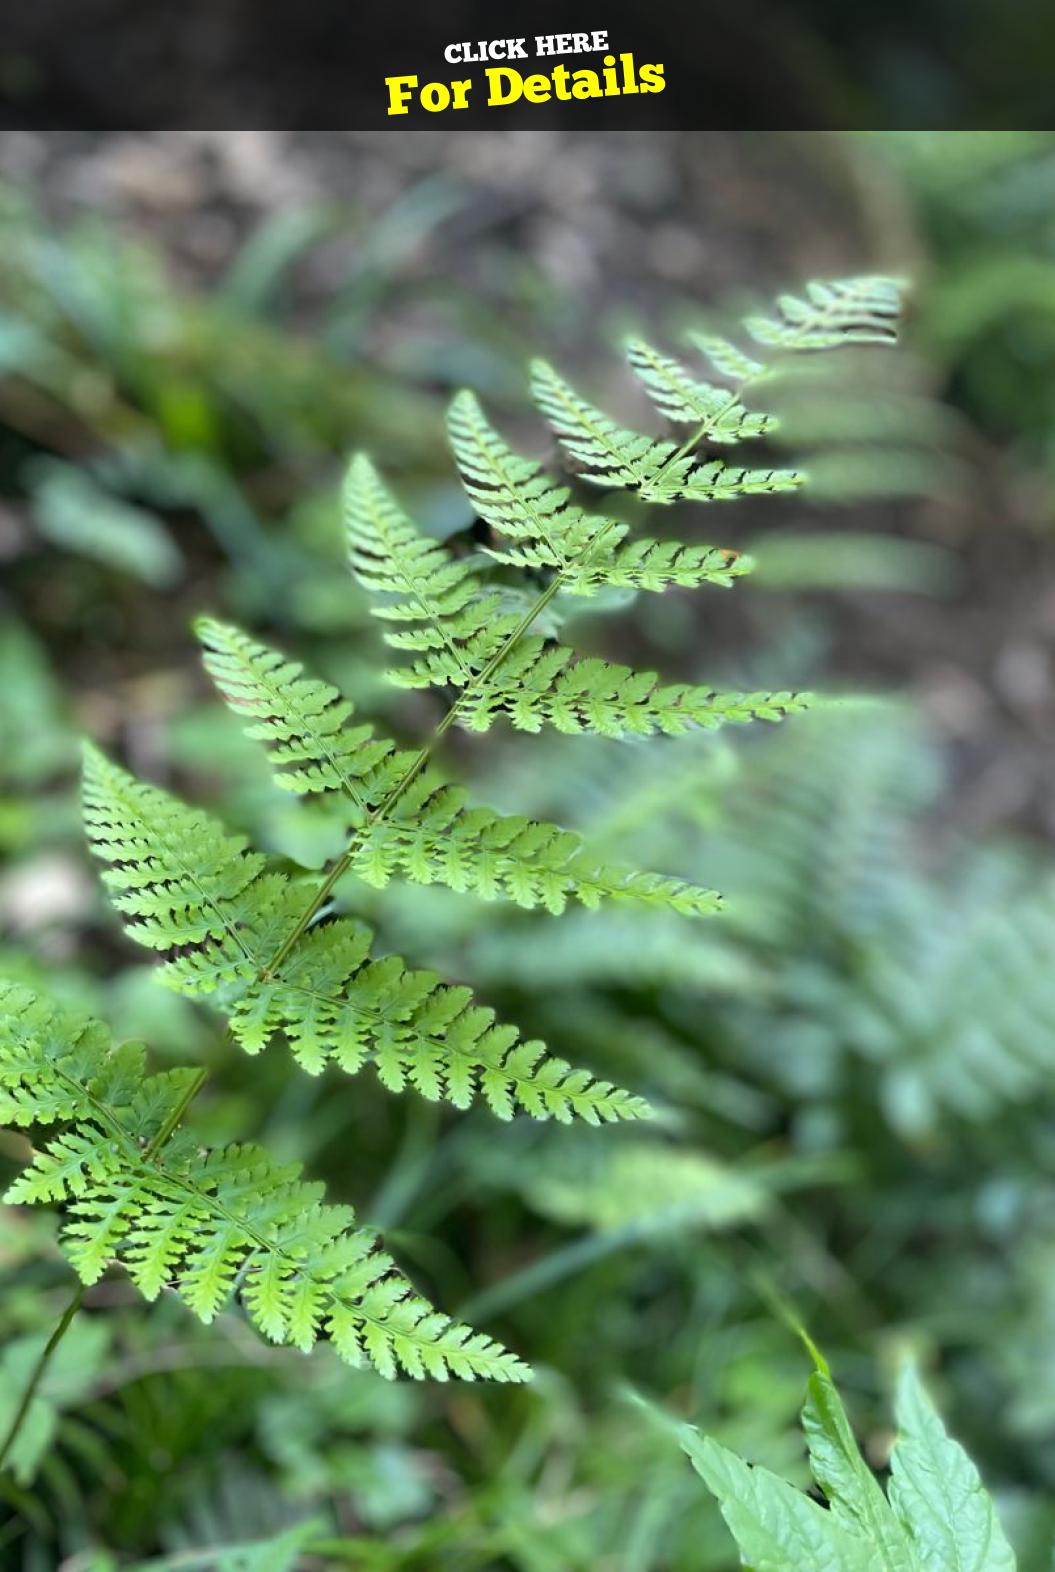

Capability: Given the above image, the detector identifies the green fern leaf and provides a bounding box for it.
[344,452,513,688]
[689,333,768,384]
[531,359,803,504]
[82,748,649,1122]
[626,338,777,439]
[448,389,753,594]
[587,536,754,592]
[0,981,530,1382]
[195,616,408,814]
[455,652,812,739]
[744,276,904,351]
[342,483,807,735]
[448,387,617,573]
[196,618,722,918]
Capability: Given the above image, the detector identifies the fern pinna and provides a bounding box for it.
[0,982,523,1381]
[2,276,903,1393]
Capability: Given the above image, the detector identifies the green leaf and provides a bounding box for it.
[744,276,905,351]
[889,1366,1016,1572]
[626,337,777,439]
[682,1428,875,1572]
[803,1365,919,1572]
[532,359,802,505]
[682,1355,1015,1572]
[196,620,722,919]
[1,980,533,1384]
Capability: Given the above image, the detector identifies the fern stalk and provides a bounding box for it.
[0,1281,86,1473]
[0,1050,209,1474]
[142,1066,208,1157]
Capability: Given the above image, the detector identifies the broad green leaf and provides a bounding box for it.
[682,1427,875,1572]
[803,1364,920,1572]
[889,1365,1016,1572]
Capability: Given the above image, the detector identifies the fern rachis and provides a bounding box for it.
[345,454,807,737]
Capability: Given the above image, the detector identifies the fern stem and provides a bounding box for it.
[0,1281,85,1474]
[639,415,711,500]
[144,1067,208,1157]
[0,1065,208,1475]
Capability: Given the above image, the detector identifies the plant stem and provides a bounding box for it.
[143,1068,208,1159]
[456,1224,650,1323]
[0,1067,207,1476]
[0,1281,85,1474]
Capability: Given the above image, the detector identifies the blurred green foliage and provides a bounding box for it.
[2,133,1055,1568]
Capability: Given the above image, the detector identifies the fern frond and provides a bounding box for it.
[231,919,649,1121]
[0,980,529,1381]
[702,708,1055,1135]
[196,619,721,917]
[344,452,514,689]
[346,458,801,736]
[195,616,410,814]
[626,338,777,440]
[744,276,904,351]
[82,742,264,989]
[531,359,804,504]
[448,389,753,594]
[82,746,650,1121]
[448,388,617,574]
[858,854,1055,1133]
[455,653,811,738]
[593,537,754,592]
[689,334,768,384]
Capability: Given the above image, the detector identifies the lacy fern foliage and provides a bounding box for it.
[625,338,776,439]
[743,275,903,351]
[345,457,807,737]
[699,708,1055,1135]
[5,273,906,1399]
[0,981,528,1381]
[448,387,754,593]
[84,276,902,1118]
[82,745,647,1121]
[196,617,720,918]
[349,276,901,738]
[531,357,804,503]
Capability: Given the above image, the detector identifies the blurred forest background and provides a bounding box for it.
[2,129,1055,1568]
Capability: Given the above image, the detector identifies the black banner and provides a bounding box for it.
[1,0,1052,128]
